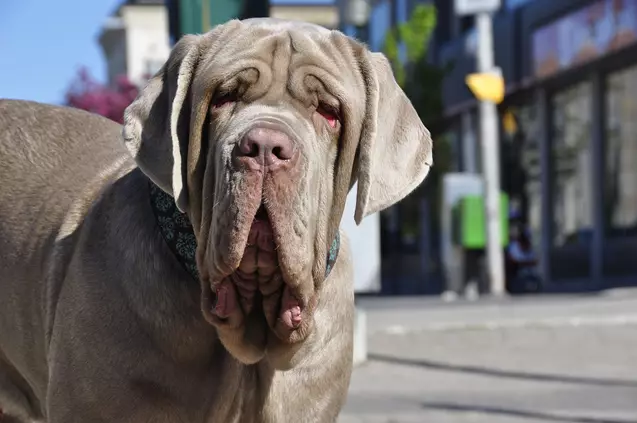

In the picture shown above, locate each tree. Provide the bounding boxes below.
[382,4,450,126]
[65,67,140,124]
[381,4,452,258]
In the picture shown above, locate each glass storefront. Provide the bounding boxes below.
[603,66,637,277]
[550,82,593,280]
[509,104,542,254]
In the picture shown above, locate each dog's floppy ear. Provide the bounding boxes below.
[354,51,433,225]
[122,34,202,212]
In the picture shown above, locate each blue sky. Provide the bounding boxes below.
[0,0,122,104]
[0,0,334,105]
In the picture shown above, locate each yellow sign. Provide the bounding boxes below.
[465,72,505,104]
[502,110,518,136]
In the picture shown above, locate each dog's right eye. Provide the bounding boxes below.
[211,91,238,109]
[317,103,340,129]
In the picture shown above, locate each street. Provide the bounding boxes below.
[339,290,637,423]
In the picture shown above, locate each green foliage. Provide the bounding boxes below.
[383,29,404,86]
[382,4,450,127]
[399,4,437,64]
[381,4,454,245]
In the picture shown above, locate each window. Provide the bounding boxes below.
[439,124,462,173]
[605,67,637,233]
[603,66,637,277]
[503,104,542,253]
[458,15,474,36]
[550,82,593,280]
[551,83,593,246]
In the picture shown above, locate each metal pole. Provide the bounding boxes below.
[202,0,211,33]
[476,12,505,296]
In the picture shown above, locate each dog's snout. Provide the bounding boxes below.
[237,127,294,166]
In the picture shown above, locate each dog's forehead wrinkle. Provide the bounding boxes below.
[197,25,357,115]
[269,33,294,92]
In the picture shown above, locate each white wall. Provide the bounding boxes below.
[341,184,382,293]
[121,5,171,85]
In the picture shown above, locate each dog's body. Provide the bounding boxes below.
[0,101,354,422]
[0,19,431,423]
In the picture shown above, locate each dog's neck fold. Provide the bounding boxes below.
[148,180,340,282]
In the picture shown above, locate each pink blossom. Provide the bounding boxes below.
[65,67,141,124]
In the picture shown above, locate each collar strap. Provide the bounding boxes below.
[149,181,340,281]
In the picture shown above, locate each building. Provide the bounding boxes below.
[167,0,263,40]
[270,1,338,28]
[98,0,171,87]
[433,0,637,290]
[167,0,338,40]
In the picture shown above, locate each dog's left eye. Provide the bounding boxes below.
[211,91,237,109]
[317,103,340,128]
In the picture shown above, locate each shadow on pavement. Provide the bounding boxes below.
[420,401,635,423]
[369,354,637,388]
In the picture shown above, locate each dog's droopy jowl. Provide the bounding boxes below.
[0,18,432,423]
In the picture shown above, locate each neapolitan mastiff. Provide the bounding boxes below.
[0,18,432,423]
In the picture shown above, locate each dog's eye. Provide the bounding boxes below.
[211,91,237,109]
[317,103,340,128]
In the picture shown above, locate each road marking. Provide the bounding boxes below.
[376,314,637,335]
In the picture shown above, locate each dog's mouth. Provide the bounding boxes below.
[207,204,305,338]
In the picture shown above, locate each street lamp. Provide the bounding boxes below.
[338,0,371,40]
[340,0,370,26]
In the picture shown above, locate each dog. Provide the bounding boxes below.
[0,18,432,422]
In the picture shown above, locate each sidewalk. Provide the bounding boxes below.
[339,290,637,423]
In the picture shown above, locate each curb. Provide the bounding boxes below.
[375,313,637,335]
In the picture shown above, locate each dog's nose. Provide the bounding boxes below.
[237,127,294,166]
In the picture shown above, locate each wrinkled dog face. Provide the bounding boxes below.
[123,18,432,366]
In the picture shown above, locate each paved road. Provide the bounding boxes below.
[339,289,637,423]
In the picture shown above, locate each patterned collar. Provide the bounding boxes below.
[148,181,340,281]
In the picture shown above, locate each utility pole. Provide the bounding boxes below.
[476,11,505,297]
[455,0,506,296]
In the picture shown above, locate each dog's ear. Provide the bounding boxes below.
[122,34,202,212]
[354,51,433,225]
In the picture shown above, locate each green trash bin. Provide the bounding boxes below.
[453,193,509,249]
[451,193,509,294]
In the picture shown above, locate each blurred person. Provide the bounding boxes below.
[505,222,542,294]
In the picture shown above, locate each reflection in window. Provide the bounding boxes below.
[551,83,593,248]
[438,124,461,173]
[504,104,542,253]
[605,68,637,234]
[603,66,637,277]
